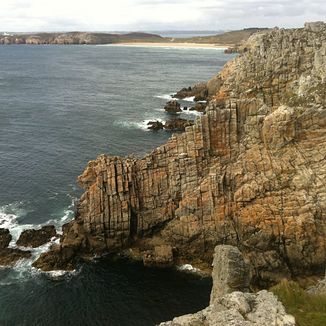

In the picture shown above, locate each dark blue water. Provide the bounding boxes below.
[0,44,230,325]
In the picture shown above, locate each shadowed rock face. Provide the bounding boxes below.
[0,229,12,249]
[35,23,326,284]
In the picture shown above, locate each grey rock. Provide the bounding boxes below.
[210,245,250,303]
[308,270,326,294]
[158,245,295,326]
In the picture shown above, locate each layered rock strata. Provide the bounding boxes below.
[158,245,295,326]
[35,23,326,285]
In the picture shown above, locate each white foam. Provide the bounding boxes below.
[155,94,175,101]
[182,96,195,102]
[177,264,201,274]
[181,108,203,116]
[114,119,166,131]
[0,200,76,283]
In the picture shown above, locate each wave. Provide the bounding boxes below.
[0,200,76,284]
[181,96,195,102]
[154,94,175,101]
[114,118,166,131]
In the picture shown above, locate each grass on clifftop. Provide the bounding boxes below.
[270,280,326,326]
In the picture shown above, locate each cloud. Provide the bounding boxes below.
[0,0,325,32]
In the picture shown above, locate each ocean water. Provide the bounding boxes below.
[0,44,232,325]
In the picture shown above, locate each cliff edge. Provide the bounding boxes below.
[34,22,326,285]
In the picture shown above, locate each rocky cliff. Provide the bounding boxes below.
[34,22,326,285]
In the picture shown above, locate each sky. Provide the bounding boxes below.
[1,0,325,32]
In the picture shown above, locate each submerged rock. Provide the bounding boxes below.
[17,225,57,248]
[164,100,182,113]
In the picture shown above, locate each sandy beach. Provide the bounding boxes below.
[108,42,229,49]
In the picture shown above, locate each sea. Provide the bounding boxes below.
[0,44,232,326]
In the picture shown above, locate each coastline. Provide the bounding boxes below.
[102,42,229,49]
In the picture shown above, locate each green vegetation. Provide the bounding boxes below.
[270,280,326,326]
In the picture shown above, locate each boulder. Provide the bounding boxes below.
[147,120,164,130]
[0,228,12,249]
[17,225,57,248]
[164,100,182,113]
[143,245,174,267]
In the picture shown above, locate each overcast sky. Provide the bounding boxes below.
[1,0,325,32]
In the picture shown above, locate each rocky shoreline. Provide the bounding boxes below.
[1,23,326,324]
[0,32,165,45]
[24,22,325,288]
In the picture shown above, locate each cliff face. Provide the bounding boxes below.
[35,23,326,284]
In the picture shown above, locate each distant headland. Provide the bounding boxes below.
[0,28,268,49]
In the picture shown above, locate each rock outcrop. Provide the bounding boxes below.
[164,118,194,131]
[16,225,57,248]
[164,100,182,113]
[0,228,12,249]
[159,290,296,326]
[174,83,208,102]
[147,119,194,131]
[0,228,31,266]
[34,23,326,285]
[210,245,250,301]
[147,120,164,131]
[158,245,295,326]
